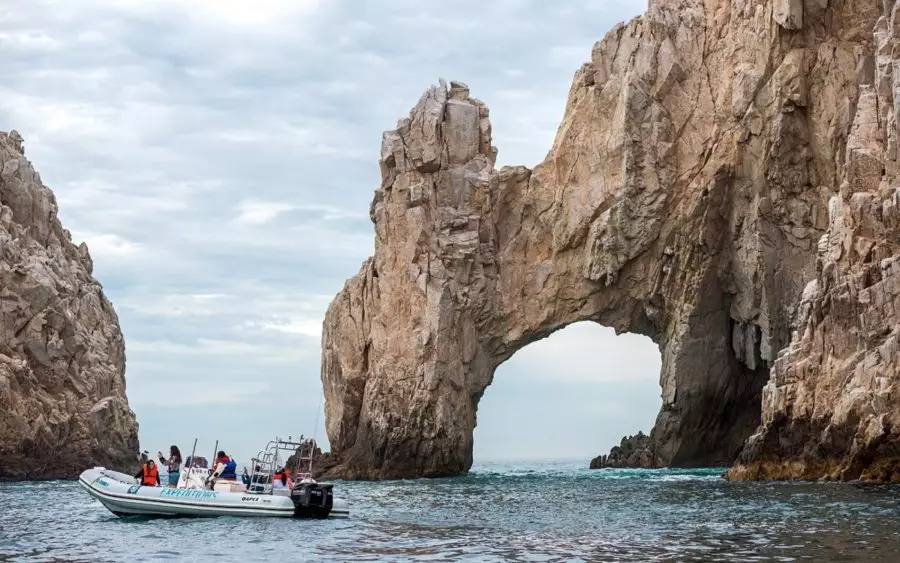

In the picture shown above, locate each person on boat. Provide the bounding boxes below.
[212,451,238,481]
[134,459,160,486]
[274,467,296,489]
[157,445,183,487]
[272,467,288,489]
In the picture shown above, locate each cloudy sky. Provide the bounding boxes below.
[1,0,660,466]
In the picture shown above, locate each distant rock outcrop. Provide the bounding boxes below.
[0,131,139,480]
[590,432,659,469]
[284,443,340,480]
[321,0,900,482]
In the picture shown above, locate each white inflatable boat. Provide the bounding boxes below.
[79,438,349,519]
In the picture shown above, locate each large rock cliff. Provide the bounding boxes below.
[0,131,139,480]
[322,0,900,481]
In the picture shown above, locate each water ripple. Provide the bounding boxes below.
[2,463,900,561]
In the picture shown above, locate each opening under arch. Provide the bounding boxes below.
[473,321,661,464]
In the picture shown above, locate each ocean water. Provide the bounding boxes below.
[2,461,900,562]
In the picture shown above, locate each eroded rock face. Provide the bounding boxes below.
[0,131,139,480]
[323,0,900,481]
[728,5,900,479]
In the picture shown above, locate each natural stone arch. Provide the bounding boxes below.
[321,66,793,478]
[321,0,896,480]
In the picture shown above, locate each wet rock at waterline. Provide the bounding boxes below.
[590,432,659,470]
[0,131,139,480]
[321,0,900,482]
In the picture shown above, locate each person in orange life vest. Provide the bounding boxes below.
[134,459,160,486]
[212,451,237,481]
[273,467,291,489]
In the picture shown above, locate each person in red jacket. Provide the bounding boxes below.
[134,459,160,486]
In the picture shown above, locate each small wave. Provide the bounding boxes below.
[4,467,900,562]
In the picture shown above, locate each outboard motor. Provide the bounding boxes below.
[290,481,333,518]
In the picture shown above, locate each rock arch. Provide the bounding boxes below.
[322,0,900,480]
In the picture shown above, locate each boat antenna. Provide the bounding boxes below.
[210,439,219,484]
[187,437,198,472]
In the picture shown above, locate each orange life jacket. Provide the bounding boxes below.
[142,463,159,486]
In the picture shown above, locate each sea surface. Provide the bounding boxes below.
[2,461,900,562]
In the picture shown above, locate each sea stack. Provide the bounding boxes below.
[321,0,900,482]
[0,131,139,480]
[590,433,658,470]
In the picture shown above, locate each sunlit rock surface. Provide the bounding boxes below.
[0,131,138,480]
[322,0,900,482]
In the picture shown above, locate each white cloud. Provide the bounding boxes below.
[173,0,325,28]
[246,318,323,338]
[127,337,313,365]
[500,322,660,383]
[129,380,269,408]
[234,200,368,226]
[70,232,145,258]
[118,293,231,318]
[0,30,62,52]
[234,200,296,226]
[68,0,328,31]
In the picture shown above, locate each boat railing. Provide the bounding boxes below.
[244,436,318,494]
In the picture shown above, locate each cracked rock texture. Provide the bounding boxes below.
[0,131,139,480]
[323,0,900,481]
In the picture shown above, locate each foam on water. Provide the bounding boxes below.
[2,461,900,562]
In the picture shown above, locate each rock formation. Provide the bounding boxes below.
[0,131,139,480]
[285,443,341,480]
[322,0,900,481]
[590,432,659,469]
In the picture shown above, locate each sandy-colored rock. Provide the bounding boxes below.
[0,131,138,480]
[774,0,804,30]
[322,0,900,481]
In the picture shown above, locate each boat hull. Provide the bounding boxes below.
[79,468,349,518]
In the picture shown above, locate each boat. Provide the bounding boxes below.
[78,437,349,519]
